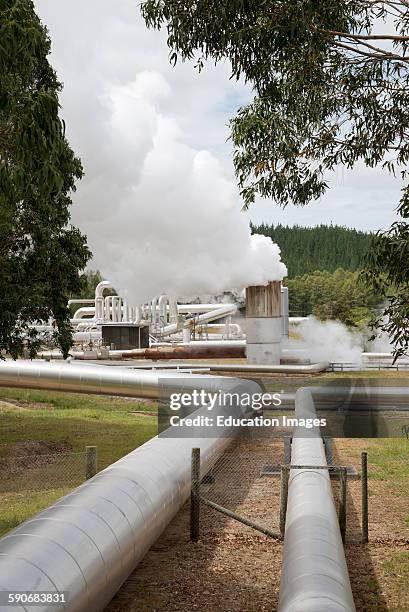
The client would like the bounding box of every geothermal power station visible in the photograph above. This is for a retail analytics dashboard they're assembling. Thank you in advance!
[0,278,407,611]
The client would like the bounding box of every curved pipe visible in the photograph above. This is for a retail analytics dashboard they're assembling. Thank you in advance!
[95,280,114,299]
[0,361,260,612]
[72,307,95,320]
[278,387,355,612]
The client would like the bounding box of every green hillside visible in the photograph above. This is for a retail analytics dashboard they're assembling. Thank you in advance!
[251,223,371,278]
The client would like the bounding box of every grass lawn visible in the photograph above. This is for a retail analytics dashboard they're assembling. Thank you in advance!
[0,387,158,536]
[261,369,409,392]
[336,437,409,611]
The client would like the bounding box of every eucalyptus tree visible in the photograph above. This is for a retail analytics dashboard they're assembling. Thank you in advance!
[0,0,90,358]
[141,0,409,356]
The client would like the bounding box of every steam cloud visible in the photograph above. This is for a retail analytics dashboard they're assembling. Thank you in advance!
[84,73,287,303]
[288,317,363,364]
[34,1,286,305]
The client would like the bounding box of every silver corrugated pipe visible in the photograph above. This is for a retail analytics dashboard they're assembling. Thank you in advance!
[0,361,260,612]
[278,387,355,612]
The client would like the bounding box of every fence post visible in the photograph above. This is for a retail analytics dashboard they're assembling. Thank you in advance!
[338,467,347,544]
[283,436,292,465]
[361,452,369,543]
[190,448,201,542]
[279,465,290,540]
[85,446,97,480]
[323,437,334,465]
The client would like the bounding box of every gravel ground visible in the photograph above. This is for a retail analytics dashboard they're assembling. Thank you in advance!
[106,435,284,612]
[106,435,408,612]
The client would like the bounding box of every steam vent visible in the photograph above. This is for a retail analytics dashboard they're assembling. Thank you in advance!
[246,280,282,364]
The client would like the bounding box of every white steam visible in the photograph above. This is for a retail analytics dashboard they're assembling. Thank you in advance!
[34,0,287,305]
[288,317,363,363]
[366,326,394,353]
[85,73,286,303]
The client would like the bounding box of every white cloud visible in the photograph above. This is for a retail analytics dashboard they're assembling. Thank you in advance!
[247,163,403,231]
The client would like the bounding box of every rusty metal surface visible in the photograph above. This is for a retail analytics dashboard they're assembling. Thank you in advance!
[123,346,246,360]
[246,282,282,318]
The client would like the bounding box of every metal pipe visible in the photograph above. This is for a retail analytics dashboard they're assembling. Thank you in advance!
[278,387,355,611]
[158,294,169,325]
[0,360,228,399]
[281,287,289,338]
[195,362,329,374]
[0,360,260,612]
[123,345,246,360]
[158,304,238,338]
[68,299,95,305]
[72,307,95,320]
[177,304,236,314]
[95,280,114,299]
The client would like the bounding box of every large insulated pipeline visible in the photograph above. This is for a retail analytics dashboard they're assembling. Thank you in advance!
[197,362,329,374]
[278,387,355,612]
[0,361,260,612]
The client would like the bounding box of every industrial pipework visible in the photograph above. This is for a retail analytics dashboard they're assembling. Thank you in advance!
[69,282,242,343]
[0,362,365,611]
[278,387,355,612]
[0,361,260,612]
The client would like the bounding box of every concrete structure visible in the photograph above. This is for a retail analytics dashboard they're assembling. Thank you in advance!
[246,281,282,365]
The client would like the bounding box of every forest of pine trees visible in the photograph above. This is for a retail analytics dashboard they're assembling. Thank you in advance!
[250,223,381,326]
[251,223,371,278]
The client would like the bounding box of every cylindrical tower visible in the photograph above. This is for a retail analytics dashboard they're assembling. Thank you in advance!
[246,281,282,364]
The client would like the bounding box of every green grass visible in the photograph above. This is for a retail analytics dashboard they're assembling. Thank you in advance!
[382,551,409,612]
[0,387,157,462]
[262,370,409,393]
[357,438,409,531]
[0,388,158,536]
[364,438,409,484]
[1,488,73,534]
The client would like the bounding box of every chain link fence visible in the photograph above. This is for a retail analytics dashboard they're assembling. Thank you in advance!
[0,446,98,536]
[199,431,285,537]
[0,449,89,495]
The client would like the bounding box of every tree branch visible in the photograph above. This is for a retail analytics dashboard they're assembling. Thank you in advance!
[322,29,409,42]
[333,40,409,64]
